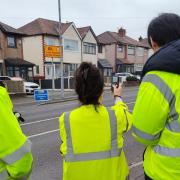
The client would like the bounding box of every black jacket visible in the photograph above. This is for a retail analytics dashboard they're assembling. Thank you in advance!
[141,39,180,78]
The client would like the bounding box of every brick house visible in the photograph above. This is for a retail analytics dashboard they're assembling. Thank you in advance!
[0,22,34,80]
[97,28,150,75]
[139,36,154,58]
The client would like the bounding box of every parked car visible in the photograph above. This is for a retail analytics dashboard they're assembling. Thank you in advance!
[0,76,40,94]
[24,81,40,94]
[115,72,140,82]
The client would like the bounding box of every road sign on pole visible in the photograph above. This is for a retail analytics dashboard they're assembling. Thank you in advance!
[44,45,63,58]
[34,89,49,102]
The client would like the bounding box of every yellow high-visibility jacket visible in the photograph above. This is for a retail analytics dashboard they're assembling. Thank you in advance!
[133,71,180,180]
[0,86,33,180]
[59,101,132,180]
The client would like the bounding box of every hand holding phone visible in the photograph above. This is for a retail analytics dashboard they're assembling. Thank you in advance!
[111,76,121,91]
[113,83,123,96]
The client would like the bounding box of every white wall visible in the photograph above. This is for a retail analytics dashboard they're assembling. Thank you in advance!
[22,35,44,77]
[82,30,98,65]
[98,46,106,59]
[63,24,81,64]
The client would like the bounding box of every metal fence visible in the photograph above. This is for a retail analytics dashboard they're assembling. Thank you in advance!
[40,77,74,89]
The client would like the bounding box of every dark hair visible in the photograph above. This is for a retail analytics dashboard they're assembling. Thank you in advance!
[75,62,104,105]
[148,13,180,47]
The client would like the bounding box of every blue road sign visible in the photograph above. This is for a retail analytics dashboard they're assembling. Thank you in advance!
[34,89,49,102]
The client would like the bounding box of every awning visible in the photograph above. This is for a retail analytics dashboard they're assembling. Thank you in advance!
[98,59,112,68]
[116,58,134,65]
[4,58,34,67]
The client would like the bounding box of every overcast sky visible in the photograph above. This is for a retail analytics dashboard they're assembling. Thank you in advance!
[0,0,180,39]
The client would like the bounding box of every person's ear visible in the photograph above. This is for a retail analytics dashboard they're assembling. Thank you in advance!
[150,37,160,52]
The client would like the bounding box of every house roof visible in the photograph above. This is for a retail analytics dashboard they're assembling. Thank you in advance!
[97,31,150,48]
[77,26,98,42]
[77,26,91,39]
[4,58,35,67]
[0,22,23,35]
[18,18,73,36]
[97,32,117,44]
[139,38,151,48]
[116,58,134,65]
[98,59,112,68]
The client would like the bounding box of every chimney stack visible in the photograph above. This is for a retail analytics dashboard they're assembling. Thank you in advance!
[139,36,143,41]
[118,27,126,37]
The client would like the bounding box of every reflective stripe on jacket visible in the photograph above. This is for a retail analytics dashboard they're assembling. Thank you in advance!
[133,71,180,180]
[0,86,33,179]
[59,102,132,180]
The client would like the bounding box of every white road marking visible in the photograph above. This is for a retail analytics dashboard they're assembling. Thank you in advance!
[20,101,135,126]
[126,101,135,105]
[21,117,59,126]
[28,129,59,139]
[129,161,143,169]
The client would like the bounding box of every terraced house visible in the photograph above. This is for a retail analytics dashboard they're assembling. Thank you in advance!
[0,22,34,80]
[77,26,98,65]
[97,28,150,75]
[18,18,98,80]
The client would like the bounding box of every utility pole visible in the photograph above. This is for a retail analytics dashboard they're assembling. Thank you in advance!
[58,0,64,97]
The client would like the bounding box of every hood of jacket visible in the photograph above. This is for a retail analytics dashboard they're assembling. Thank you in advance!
[141,39,180,78]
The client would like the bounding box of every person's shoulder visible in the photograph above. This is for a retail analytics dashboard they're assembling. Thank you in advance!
[0,81,5,87]
[0,86,8,97]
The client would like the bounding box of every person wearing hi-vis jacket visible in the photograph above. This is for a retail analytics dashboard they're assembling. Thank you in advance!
[133,13,180,180]
[0,84,33,179]
[59,62,132,180]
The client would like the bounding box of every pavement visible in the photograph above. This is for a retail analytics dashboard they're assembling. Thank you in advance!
[12,86,145,180]
[11,86,137,106]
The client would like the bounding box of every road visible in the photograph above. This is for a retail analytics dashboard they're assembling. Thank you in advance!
[13,87,145,180]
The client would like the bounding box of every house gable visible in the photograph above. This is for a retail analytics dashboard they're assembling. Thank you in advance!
[83,30,97,44]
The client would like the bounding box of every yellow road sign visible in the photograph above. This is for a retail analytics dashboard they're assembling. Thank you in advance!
[44,45,63,58]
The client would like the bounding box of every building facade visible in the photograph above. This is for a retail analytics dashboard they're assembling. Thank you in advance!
[97,28,150,75]
[0,22,34,80]
[77,26,98,65]
[19,18,98,80]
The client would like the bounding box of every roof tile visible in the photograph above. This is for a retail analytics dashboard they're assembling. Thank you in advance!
[18,18,72,36]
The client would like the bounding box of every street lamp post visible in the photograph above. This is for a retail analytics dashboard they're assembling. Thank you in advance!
[58,0,64,97]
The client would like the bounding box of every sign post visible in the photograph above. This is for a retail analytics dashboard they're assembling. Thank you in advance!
[58,0,64,98]
[51,57,55,90]
[44,45,63,91]
[34,89,49,102]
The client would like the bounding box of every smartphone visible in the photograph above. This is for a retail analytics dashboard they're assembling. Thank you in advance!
[111,76,122,91]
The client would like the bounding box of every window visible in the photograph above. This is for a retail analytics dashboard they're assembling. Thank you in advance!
[14,67,20,77]
[7,36,16,48]
[36,65,39,74]
[117,44,124,52]
[135,63,143,71]
[128,45,135,55]
[104,68,112,77]
[84,42,96,54]
[63,63,77,76]
[7,67,14,76]
[28,67,33,77]
[136,47,144,56]
[64,39,78,51]
[45,37,58,46]
[98,45,103,53]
